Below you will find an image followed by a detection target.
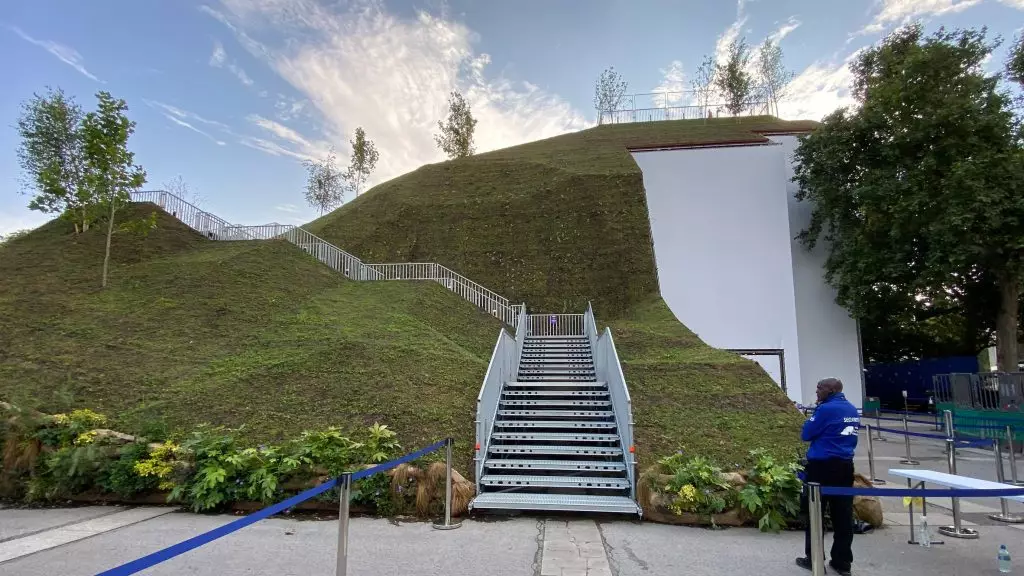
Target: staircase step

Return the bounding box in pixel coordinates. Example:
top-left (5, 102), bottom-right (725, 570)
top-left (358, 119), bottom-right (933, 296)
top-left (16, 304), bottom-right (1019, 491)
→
top-left (491, 432), bottom-right (619, 442)
top-left (505, 381), bottom-right (607, 388)
top-left (522, 345), bottom-right (590, 351)
top-left (480, 475), bottom-right (630, 490)
top-left (519, 363), bottom-right (594, 370)
top-left (494, 420), bottom-right (617, 429)
top-left (489, 445), bottom-right (622, 457)
top-left (516, 375), bottom-right (597, 382)
top-left (485, 459), bottom-right (626, 472)
top-left (496, 409), bottom-right (613, 418)
top-left (519, 358), bottom-right (594, 364)
top-left (518, 369), bottom-right (595, 376)
top-left (500, 400), bottom-right (611, 408)
top-left (520, 352), bottom-right (592, 358)
top-left (502, 390), bottom-right (609, 398)
top-left (471, 493), bottom-right (639, 514)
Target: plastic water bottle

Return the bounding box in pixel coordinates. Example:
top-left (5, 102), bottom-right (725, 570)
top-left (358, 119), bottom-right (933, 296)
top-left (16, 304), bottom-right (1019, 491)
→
top-left (999, 544), bottom-right (1012, 573)
top-left (918, 515), bottom-right (931, 548)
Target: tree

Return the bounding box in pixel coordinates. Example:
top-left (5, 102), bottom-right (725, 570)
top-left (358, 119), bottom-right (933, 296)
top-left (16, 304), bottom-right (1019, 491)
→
top-left (343, 127), bottom-right (379, 197)
top-left (756, 39), bottom-right (792, 116)
top-left (164, 175), bottom-right (202, 207)
top-left (1007, 33), bottom-right (1024, 108)
top-left (303, 147), bottom-right (344, 216)
top-left (16, 87), bottom-right (94, 233)
top-left (594, 67), bottom-right (628, 125)
top-left (793, 25), bottom-right (1024, 373)
top-left (691, 55), bottom-right (716, 122)
top-left (434, 91), bottom-right (477, 159)
top-left (80, 91), bottom-right (147, 289)
top-left (715, 39), bottom-right (753, 117)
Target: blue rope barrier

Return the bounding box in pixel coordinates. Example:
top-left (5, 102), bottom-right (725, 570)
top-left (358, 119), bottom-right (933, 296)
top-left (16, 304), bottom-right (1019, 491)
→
top-left (820, 485), bottom-right (1024, 498)
top-left (873, 416), bottom-right (937, 426)
top-left (871, 426), bottom-right (995, 448)
top-left (96, 439), bottom-right (448, 576)
top-left (955, 422), bottom-right (1021, 431)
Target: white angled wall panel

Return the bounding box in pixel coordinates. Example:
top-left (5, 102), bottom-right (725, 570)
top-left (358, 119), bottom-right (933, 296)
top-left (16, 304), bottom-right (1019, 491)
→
top-left (631, 138), bottom-right (863, 407)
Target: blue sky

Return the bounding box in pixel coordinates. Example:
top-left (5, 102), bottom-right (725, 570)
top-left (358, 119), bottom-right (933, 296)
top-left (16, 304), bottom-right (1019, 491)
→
top-left (1, 0), bottom-right (1022, 236)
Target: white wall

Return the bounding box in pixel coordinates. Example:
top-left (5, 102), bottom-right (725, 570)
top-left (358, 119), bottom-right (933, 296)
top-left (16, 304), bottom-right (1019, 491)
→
top-left (632, 139), bottom-right (863, 407)
top-left (631, 143), bottom-right (804, 402)
top-left (770, 135), bottom-right (864, 407)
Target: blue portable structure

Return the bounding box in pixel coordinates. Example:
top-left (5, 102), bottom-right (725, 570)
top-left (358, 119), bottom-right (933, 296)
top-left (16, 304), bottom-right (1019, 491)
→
top-left (864, 356), bottom-right (979, 410)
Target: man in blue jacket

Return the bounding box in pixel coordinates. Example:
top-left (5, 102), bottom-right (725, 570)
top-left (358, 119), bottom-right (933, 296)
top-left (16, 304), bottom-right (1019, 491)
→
top-left (796, 378), bottom-right (859, 576)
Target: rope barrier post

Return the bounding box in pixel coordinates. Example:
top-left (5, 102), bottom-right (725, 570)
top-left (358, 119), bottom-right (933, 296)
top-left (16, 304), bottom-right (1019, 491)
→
top-left (432, 437), bottom-right (463, 531)
top-left (336, 473), bottom-right (353, 576)
top-left (866, 424), bottom-right (885, 485)
top-left (943, 410), bottom-right (953, 456)
top-left (906, 478), bottom-right (918, 545)
top-left (900, 415), bottom-right (920, 466)
top-left (1006, 424), bottom-right (1022, 487)
top-left (937, 438), bottom-right (979, 539)
top-left (876, 411), bottom-right (885, 441)
top-left (987, 438), bottom-right (1024, 524)
top-left (808, 483), bottom-right (826, 576)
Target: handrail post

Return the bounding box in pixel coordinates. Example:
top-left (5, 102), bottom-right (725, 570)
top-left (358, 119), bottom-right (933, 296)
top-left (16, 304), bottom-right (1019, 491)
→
top-left (336, 473), bottom-right (352, 576)
top-left (899, 415), bottom-right (920, 465)
top-left (937, 437), bottom-right (979, 539)
top-left (988, 437), bottom-right (1024, 523)
top-left (1006, 424), bottom-right (1021, 487)
top-left (433, 437), bottom-right (463, 530)
top-left (808, 483), bottom-right (826, 576)
top-left (866, 425), bottom-right (885, 484)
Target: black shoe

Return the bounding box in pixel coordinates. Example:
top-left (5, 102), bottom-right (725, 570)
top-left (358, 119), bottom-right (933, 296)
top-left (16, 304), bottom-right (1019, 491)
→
top-left (795, 557), bottom-right (826, 573)
top-left (828, 560), bottom-right (851, 576)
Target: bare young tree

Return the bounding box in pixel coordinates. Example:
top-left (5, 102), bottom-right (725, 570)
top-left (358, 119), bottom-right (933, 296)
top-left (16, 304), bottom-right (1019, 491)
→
top-left (343, 127), bottom-right (379, 197)
top-left (757, 39), bottom-right (793, 116)
top-left (303, 147), bottom-right (344, 216)
top-left (691, 55), bottom-right (716, 123)
top-left (593, 67), bottom-right (628, 125)
top-left (715, 38), bottom-right (754, 117)
top-left (434, 91), bottom-right (477, 159)
top-left (164, 175), bottom-right (203, 207)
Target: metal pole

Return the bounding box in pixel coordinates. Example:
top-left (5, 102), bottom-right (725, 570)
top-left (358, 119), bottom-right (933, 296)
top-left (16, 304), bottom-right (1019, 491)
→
top-left (1006, 425), bottom-right (1021, 487)
top-left (876, 411), bottom-right (885, 441)
top-left (906, 478), bottom-right (917, 545)
top-left (937, 438), bottom-right (979, 539)
top-left (988, 437), bottom-right (1024, 523)
top-left (433, 438), bottom-right (463, 530)
top-left (808, 483), bottom-right (826, 576)
top-left (943, 410), bottom-right (954, 456)
top-left (336, 473), bottom-right (352, 576)
top-left (900, 415), bottom-right (920, 465)
top-left (866, 425), bottom-right (886, 484)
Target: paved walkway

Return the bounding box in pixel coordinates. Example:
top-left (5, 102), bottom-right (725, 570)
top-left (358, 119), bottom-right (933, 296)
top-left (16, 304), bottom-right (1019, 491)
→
top-left (1, 425), bottom-right (1022, 575)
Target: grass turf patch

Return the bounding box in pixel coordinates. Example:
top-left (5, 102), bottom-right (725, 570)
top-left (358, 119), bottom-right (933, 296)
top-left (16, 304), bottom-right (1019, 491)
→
top-left (0, 204), bottom-right (501, 472)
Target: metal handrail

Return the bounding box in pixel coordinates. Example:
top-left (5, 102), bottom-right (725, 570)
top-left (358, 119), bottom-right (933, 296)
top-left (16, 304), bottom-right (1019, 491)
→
top-left (130, 190), bottom-right (521, 323)
top-left (525, 313), bottom-right (585, 337)
top-left (599, 100), bottom-right (770, 125)
top-left (586, 305), bottom-right (636, 499)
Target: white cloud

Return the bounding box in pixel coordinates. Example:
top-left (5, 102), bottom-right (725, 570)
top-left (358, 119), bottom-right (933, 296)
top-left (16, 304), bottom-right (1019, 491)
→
top-left (770, 17), bottom-right (802, 42)
top-left (274, 204), bottom-right (300, 213)
top-left (997, 0), bottom-right (1024, 7)
top-left (8, 26), bottom-right (103, 82)
top-left (857, 0), bottom-right (981, 36)
top-left (246, 114), bottom-right (328, 161)
top-left (778, 50), bottom-right (862, 121)
top-left (715, 0), bottom-right (749, 67)
top-left (202, 0), bottom-right (588, 183)
top-left (209, 40), bottom-right (254, 86)
top-left (144, 99), bottom-right (229, 146)
top-left (651, 61), bottom-right (692, 108)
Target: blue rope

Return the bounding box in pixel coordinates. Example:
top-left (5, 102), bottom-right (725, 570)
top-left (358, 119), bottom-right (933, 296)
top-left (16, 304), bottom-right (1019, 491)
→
top-left (96, 439), bottom-right (448, 576)
top-left (819, 485), bottom-right (1024, 498)
top-left (873, 416), bottom-right (938, 426)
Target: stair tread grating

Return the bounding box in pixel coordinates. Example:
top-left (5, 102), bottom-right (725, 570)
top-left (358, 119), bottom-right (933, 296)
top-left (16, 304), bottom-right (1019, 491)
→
top-left (484, 459), bottom-right (626, 471)
top-left (496, 409), bottom-right (614, 418)
top-left (502, 390), bottom-right (610, 397)
top-left (494, 420), bottom-right (617, 429)
top-left (490, 432), bottom-right (620, 442)
top-left (480, 474), bottom-right (630, 489)
top-left (500, 400), bottom-right (611, 407)
top-left (489, 445), bottom-right (622, 456)
top-left (470, 493), bottom-right (640, 515)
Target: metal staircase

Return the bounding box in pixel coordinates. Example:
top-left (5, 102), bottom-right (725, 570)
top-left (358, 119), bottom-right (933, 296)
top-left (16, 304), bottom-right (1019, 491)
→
top-left (470, 307), bottom-right (640, 515)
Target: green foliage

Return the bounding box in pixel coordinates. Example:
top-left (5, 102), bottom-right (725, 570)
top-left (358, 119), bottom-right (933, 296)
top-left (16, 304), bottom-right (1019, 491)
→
top-left (290, 427), bottom-right (362, 476)
top-left (101, 442), bottom-right (158, 498)
top-left (36, 409), bottom-right (108, 448)
top-left (793, 24), bottom-right (1024, 370)
top-left (118, 211), bottom-right (158, 237)
top-left (344, 127), bottom-right (379, 197)
top-left (738, 449), bottom-right (803, 532)
top-left (434, 90), bottom-right (477, 159)
top-left (304, 147), bottom-right (344, 216)
top-left (715, 38), bottom-right (753, 115)
top-left (351, 472), bottom-right (395, 515)
top-left (360, 423), bottom-right (400, 463)
top-left (658, 453), bottom-right (736, 519)
top-left (29, 444), bottom-right (110, 500)
top-left (594, 66), bottom-right (628, 123)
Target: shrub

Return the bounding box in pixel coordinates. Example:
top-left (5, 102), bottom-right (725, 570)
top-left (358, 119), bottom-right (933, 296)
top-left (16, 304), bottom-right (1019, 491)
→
top-left (658, 453), bottom-right (736, 521)
top-left (28, 444), bottom-right (111, 500)
top-left (102, 442), bottom-right (159, 499)
top-left (738, 449), bottom-right (803, 532)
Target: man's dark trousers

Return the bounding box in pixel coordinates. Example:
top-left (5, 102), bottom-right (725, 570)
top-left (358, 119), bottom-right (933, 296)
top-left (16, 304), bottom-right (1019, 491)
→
top-left (802, 458), bottom-right (855, 569)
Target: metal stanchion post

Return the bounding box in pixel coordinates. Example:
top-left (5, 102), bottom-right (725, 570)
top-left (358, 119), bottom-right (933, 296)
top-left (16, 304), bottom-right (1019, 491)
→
top-left (866, 425), bottom-right (886, 485)
top-left (906, 478), bottom-right (918, 545)
top-left (900, 415), bottom-right (920, 466)
top-left (876, 412), bottom-right (885, 441)
top-left (988, 438), bottom-right (1024, 523)
top-left (808, 483), bottom-right (826, 576)
top-left (336, 473), bottom-right (352, 576)
top-left (1006, 425), bottom-right (1022, 487)
top-left (943, 410), bottom-right (953, 456)
top-left (433, 438), bottom-right (463, 530)
top-left (937, 438), bottom-right (979, 539)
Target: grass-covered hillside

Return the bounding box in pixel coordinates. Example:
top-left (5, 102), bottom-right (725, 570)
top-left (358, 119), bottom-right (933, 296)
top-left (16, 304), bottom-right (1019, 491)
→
top-left (307, 116), bottom-right (813, 464)
top-left (0, 204), bottom-right (501, 471)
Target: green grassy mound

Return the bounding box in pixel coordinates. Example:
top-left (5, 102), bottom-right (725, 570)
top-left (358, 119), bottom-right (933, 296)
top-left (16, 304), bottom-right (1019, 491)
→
top-left (0, 204), bottom-right (501, 472)
top-left (306, 117), bottom-right (813, 464)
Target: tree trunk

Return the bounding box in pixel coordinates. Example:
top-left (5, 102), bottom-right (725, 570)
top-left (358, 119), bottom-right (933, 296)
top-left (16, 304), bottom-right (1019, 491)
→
top-left (995, 274), bottom-right (1021, 373)
top-left (101, 202), bottom-right (116, 288)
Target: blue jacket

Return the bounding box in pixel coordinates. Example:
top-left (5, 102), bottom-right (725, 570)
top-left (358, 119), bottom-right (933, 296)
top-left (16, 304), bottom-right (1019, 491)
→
top-left (802, 392), bottom-right (859, 461)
